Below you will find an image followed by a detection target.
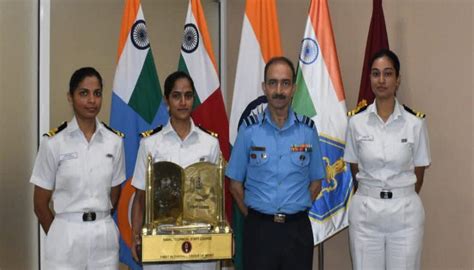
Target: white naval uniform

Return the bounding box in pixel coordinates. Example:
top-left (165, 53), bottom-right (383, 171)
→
top-left (30, 117), bottom-right (126, 270)
top-left (132, 120), bottom-right (220, 270)
top-left (344, 99), bottom-right (431, 270)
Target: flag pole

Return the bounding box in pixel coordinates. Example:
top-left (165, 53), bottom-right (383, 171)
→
top-left (318, 242), bottom-right (324, 270)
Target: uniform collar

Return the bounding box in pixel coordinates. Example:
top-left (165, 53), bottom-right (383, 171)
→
top-left (162, 118), bottom-right (198, 141)
top-left (369, 98), bottom-right (404, 123)
top-left (263, 107), bottom-right (297, 130)
top-left (67, 116), bottom-right (104, 136)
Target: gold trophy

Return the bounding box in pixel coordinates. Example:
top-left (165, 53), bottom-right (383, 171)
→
top-left (141, 154), bottom-right (232, 262)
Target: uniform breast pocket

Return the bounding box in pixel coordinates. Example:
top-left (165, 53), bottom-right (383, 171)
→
top-left (248, 151), bottom-right (269, 167)
top-left (56, 154), bottom-right (80, 189)
top-left (392, 138), bottom-right (414, 166)
top-left (290, 152), bottom-right (310, 167)
top-left (356, 135), bottom-right (377, 163)
top-left (100, 153), bottom-right (114, 177)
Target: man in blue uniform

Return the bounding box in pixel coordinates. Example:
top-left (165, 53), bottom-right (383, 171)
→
top-left (226, 56), bottom-right (326, 270)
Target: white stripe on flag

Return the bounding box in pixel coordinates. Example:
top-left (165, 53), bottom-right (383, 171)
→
top-left (301, 21), bottom-right (347, 140)
top-left (181, 7), bottom-right (219, 102)
top-left (112, 6), bottom-right (149, 103)
top-left (229, 15), bottom-right (266, 144)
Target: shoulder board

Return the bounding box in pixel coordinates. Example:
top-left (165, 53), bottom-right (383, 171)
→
top-left (243, 114), bottom-right (259, 127)
top-left (140, 125), bottom-right (163, 138)
top-left (403, 104), bottom-right (426, 119)
top-left (102, 122), bottom-right (125, 137)
top-left (43, 121), bottom-right (67, 137)
top-left (347, 99), bottom-right (368, 117)
top-left (198, 125), bottom-right (218, 138)
top-left (297, 114), bottom-right (315, 128)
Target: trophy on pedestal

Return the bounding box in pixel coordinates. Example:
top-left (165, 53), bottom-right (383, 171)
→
top-left (141, 154), bottom-right (233, 262)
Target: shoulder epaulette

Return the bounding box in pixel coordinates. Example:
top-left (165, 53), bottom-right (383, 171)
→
top-left (102, 122), bottom-right (125, 138)
top-left (243, 114), bottom-right (259, 127)
top-left (403, 104), bottom-right (426, 119)
top-left (43, 121), bottom-right (67, 137)
top-left (296, 114), bottom-right (315, 128)
top-left (140, 125), bottom-right (163, 138)
top-left (347, 99), bottom-right (368, 117)
top-left (198, 125), bottom-right (218, 138)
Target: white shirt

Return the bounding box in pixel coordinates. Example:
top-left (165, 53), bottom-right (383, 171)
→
top-left (344, 99), bottom-right (431, 188)
top-left (30, 117), bottom-right (126, 213)
top-left (132, 120), bottom-right (220, 190)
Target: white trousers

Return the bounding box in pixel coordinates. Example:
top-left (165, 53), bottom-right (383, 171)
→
top-left (349, 191), bottom-right (425, 270)
top-left (144, 261), bottom-right (217, 270)
top-left (44, 215), bottom-right (119, 270)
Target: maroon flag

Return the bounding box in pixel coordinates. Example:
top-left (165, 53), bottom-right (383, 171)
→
top-left (357, 0), bottom-right (389, 105)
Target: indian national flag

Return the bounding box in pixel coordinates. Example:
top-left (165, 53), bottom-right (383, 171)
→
top-left (292, 0), bottom-right (352, 244)
top-left (229, 0), bottom-right (282, 144)
top-left (177, 0), bottom-right (231, 219)
top-left (229, 1), bottom-right (282, 269)
top-left (110, 0), bottom-right (168, 269)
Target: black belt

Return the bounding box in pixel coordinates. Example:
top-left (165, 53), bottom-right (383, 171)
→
top-left (248, 208), bottom-right (308, 223)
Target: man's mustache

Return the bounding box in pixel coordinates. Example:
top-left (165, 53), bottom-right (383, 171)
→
top-left (271, 93), bottom-right (287, 100)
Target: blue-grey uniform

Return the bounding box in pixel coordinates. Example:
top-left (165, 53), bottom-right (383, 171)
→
top-left (227, 108), bottom-right (325, 214)
top-left (226, 107), bottom-right (325, 270)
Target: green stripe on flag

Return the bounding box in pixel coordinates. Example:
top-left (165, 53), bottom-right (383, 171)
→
top-left (178, 54), bottom-right (202, 109)
top-left (293, 68), bottom-right (317, 117)
top-left (128, 50), bottom-right (163, 124)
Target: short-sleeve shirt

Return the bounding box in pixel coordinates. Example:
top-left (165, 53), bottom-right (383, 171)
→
top-left (225, 108), bottom-right (326, 215)
top-left (132, 120), bottom-right (220, 191)
top-left (344, 99), bottom-right (431, 188)
top-left (30, 117), bottom-right (126, 214)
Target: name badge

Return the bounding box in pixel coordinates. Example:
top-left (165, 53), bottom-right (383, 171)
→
top-left (59, 152), bottom-right (78, 161)
top-left (251, 146), bottom-right (266, 151)
top-left (358, 135), bottom-right (374, 141)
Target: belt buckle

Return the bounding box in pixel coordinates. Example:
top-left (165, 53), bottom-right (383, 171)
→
top-left (82, 212), bottom-right (96, 222)
top-left (273, 213), bottom-right (286, 223)
top-left (380, 190), bottom-right (393, 199)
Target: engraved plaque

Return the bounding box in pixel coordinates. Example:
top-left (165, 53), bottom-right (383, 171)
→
top-left (152, 162), bottom-right (183, 225)
top-left (183, 162), bottom-right (220, 225)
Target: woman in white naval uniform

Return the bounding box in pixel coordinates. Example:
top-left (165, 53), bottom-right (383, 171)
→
top-left (344, 49), bottom-right (431, 270)
top-left (130, 71), bottom-right (220, 270)
top-left (31, 67), bottom-right (126, 269)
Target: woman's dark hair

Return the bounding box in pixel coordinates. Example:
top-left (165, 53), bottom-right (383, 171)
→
top-left (163, 71), bottom-right (196, 99)
top-left (264, 56), bottom-right (296, 83)
top-left (369, 49), bottom-right (400, 77)
top-left (69, 67), bottom-right (103, 95)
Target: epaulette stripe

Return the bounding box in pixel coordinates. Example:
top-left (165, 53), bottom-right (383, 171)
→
top-left (347, 99), bottom-right (368, 117)
top-left (250, 115), bottom-right (256, 125)
top-left (102, 122), bottom-right (125, 138)
top-left (297, 115), bottom-right (315, 128)
top-left (43, 121), bottom-right (67, 137)
top-left (244, 118), bottom-right (250, 126)
top-left (140, 125), bottom-right (163, 138)
top-left (294, 112), bottom-right (299, 123)
top-left (197, 125), bottom-right (218, 138)
top-left (244, 114), bottom-right (260, 127)
top-left (403, 104), bottom-right (426, 119)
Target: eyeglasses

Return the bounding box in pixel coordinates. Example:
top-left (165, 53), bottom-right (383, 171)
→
top-left (265, 79), bottom-right (293, 90)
